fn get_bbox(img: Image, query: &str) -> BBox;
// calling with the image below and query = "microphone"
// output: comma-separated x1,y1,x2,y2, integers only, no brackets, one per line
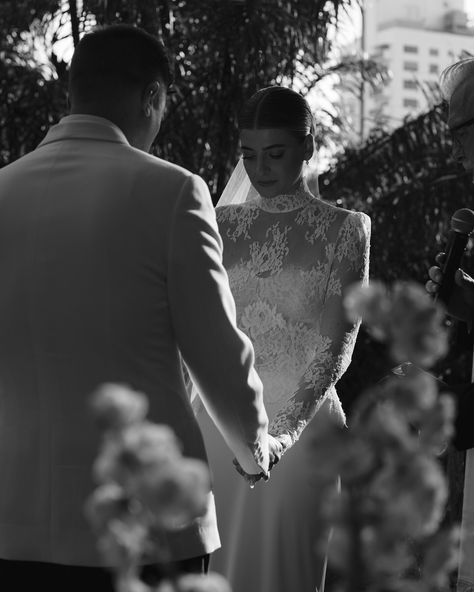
436,208,474,305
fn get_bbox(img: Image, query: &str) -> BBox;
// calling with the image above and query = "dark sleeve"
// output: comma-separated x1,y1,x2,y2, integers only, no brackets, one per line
451,382,474,451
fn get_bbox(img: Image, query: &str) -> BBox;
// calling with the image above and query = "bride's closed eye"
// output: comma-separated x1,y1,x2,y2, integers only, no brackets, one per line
241,152,284,160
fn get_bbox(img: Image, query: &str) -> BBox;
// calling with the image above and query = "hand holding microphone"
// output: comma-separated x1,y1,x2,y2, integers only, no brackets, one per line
426,208,474,323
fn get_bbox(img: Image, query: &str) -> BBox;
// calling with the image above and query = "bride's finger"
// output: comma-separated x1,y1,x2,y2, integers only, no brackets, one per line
435,252,446,266
425,280,438,294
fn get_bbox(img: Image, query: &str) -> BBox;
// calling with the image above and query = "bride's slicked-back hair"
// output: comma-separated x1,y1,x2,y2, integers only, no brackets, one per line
69,24,172,103
238,86,315,139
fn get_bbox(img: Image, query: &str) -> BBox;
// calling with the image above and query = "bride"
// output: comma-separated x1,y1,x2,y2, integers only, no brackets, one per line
193,86,371,592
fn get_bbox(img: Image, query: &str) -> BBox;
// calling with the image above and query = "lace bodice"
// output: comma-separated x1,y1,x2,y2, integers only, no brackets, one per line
216,192,371,454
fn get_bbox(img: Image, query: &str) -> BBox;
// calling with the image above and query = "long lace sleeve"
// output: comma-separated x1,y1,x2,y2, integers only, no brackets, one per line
269,211,371,454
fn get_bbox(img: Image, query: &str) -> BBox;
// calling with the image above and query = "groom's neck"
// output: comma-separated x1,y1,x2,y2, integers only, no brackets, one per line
69,101,150,152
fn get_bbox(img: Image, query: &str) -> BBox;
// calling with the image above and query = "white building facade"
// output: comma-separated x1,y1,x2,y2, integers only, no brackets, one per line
349,0,474,137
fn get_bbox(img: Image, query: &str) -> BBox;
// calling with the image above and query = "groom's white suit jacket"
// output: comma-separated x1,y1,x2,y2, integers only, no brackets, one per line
0,115,269,566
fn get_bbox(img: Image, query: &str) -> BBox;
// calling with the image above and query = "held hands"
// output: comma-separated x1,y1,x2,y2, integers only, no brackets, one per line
426,252,474,323
233,434,284,488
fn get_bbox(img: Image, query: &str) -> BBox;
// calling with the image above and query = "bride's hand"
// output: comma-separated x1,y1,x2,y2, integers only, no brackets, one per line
268,434,283,469
232,434,284,486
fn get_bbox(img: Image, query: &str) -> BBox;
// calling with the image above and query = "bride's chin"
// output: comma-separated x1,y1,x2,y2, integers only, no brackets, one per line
257,186,280,199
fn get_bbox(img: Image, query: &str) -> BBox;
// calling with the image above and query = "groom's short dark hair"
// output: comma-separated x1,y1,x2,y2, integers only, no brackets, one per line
69,24,172,102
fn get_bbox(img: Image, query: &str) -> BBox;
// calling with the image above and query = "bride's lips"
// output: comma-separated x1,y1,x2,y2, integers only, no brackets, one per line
258,180,277,187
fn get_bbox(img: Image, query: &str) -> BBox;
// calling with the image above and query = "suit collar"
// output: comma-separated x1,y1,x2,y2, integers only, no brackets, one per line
39,114,130,147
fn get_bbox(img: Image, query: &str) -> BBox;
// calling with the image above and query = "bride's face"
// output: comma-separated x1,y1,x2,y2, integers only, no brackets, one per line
240,128,311,198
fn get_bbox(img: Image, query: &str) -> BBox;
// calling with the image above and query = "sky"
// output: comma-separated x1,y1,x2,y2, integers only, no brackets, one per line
467,0,474,23
310,0,474,168
339,0,474,44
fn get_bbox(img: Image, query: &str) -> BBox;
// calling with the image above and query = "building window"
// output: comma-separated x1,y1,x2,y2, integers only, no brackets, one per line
403,45,418,53
403,79,417,90
374,44,390,57
429,64,439,74
404,61,419,72
429,48,439,56
403,98,419,108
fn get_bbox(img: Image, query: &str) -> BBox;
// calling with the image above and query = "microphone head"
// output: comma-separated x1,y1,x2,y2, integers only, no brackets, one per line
451,208,474,235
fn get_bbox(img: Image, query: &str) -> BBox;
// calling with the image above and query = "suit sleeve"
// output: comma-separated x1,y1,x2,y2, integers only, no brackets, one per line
167,174,269,473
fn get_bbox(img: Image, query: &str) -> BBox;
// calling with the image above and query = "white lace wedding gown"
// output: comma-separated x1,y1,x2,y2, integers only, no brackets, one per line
196,189,370,592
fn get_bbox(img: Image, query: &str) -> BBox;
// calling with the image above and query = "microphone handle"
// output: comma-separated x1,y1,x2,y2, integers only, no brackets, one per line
437,231,470,305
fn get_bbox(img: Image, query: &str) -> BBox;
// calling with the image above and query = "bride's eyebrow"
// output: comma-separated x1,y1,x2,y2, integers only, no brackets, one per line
241,143,286,151
263,144,285,150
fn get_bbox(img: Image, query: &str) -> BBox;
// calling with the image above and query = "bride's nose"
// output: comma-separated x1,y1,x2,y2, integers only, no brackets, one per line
256,153,270,175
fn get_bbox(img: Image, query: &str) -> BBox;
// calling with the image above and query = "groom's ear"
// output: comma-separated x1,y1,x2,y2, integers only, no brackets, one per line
142,80,163,116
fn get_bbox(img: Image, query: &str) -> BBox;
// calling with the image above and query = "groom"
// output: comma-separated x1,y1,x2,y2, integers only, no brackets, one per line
0,24,270,591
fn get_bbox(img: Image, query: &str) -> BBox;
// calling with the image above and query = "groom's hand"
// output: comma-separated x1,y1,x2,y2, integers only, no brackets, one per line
232,434,284,486
232,458,269,486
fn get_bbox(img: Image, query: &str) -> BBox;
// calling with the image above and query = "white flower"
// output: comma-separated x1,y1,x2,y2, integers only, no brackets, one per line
137,458,210,530
389,282,448,367
418,394,456,455
370,454,447,537
421,526,461,588
116,575,149,592
90,383,149,432
96,517,148,567
84,482,130,533
345,281,448,368
93,422,181,488
383,371,438,422
344,281,391,340
173,572,232,592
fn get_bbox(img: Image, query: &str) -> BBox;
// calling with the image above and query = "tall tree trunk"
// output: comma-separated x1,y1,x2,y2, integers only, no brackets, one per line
69,0,80,47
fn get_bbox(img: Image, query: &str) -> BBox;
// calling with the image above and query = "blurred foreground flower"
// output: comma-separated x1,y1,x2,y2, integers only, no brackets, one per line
345,281,448,367
309,281,459,592
85,384,226,592
157,572,232,592
91,383,149,431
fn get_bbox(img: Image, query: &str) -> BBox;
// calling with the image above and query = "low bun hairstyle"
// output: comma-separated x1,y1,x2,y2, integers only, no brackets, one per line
238,86,315,141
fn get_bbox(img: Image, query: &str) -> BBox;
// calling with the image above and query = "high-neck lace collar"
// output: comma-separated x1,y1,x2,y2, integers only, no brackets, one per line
254,187,316,213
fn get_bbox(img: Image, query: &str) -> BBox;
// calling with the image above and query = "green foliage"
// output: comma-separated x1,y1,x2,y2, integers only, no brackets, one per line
88,0,356,196
0,0,357,198
323,104,474,407
321,104,473,285
0,53,67,167
0,1,61,35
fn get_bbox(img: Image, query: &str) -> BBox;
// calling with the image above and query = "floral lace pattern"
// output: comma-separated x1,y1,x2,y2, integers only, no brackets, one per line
248,223,290,278
217,203,260,243
217,194,371,455
296,201,338,245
